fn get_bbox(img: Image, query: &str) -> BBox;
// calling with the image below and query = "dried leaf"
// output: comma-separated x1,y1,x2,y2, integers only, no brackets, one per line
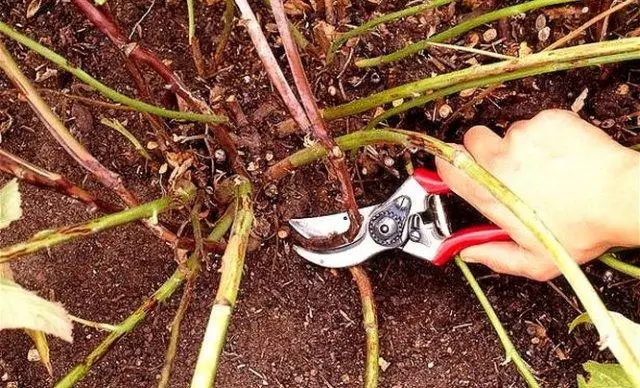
0,179,22,230
0,277,73,342
577,361,632,387
26,0,42,18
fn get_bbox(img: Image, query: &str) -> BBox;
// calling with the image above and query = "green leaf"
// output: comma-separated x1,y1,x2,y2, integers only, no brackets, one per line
0,178,22,229
0,277,73,342
577,361,632,387
100,118,151,160
569,312,594,333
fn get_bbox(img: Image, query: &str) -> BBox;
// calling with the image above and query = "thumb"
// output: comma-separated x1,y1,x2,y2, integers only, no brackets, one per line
460,242,558,281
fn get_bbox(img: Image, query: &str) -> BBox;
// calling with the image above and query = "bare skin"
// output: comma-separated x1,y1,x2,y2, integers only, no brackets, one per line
436,109,640,281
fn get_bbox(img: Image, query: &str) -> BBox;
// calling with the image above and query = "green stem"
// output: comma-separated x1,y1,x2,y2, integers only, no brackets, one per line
331,0,454,52
366,51,640,129
0,197,172,265
0,22,226,124
324,38,640,120
190,177,253,388
270,128,640,384
349,266,379,388
187,0,196,45
599,253,640,280
213,0,236,69
55,205,235,388
355,0,574,67
455,257,539,387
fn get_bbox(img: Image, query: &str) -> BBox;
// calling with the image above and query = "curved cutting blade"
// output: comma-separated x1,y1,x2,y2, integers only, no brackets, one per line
288,205,376,239
292,233,388,268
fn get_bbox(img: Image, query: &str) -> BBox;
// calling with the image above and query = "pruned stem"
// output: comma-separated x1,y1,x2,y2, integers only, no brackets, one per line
599,253,640,280
213,0,236,70
324,38,640,121
0,148,118,212
270,0,362,238
187,0,196,44
455,257,540,387
349,265,379,388
190,177,253,388
271,127,640,384
0,196,174,265
355,0,575,67
331,0,454,52
55,207,234,388
0,22,225,124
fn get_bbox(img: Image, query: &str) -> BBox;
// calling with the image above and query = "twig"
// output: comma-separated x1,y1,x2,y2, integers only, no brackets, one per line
355,0,575,67
331,0,454,52
455,257,540,387
0,22,226,124
272,127,640,383
270,0,362,239
0,148,118,212
544,0,638,51
0,196,175,265
546,280,582,314
70,315,118,332
600,253,640,279
100,118,152,160
158,200,204,388
128,0,156,40
190,177,253,388
323,38,640,120
349,265,379,388
186,0,195,44
213,0,236,71
423,41,517,60
233,0,311,130
55,208,235,388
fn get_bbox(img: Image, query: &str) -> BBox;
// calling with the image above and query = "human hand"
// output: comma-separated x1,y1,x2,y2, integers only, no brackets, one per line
436,109,640,281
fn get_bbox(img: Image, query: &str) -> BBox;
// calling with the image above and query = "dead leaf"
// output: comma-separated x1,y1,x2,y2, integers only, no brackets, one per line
0,179,22,230
313,21,336,55
26,0,43,18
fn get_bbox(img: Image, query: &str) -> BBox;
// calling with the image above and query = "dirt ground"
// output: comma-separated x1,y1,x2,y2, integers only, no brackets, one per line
0,0,639,387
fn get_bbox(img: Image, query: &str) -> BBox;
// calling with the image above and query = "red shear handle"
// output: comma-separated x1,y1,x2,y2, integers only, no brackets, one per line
431,225,511,266
413,168,450,195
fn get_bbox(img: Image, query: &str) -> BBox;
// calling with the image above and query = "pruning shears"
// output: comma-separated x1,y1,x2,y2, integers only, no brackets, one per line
289,168,511,268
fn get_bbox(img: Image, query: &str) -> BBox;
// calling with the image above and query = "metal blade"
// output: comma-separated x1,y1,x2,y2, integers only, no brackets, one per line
289,205,377,239
292,234,387,268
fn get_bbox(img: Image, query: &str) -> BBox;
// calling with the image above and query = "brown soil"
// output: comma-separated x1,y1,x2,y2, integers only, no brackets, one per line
0,0,639,387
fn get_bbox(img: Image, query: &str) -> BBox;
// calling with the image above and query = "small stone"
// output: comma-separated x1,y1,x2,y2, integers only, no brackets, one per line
616,84,630,95
243,75,251,84
427,361,435,368
1,373,8,381
601,118,615,129
535,14,546,30
482,28,497,42
392,98,404,107
265,151,274,162
158,163,168,175
147,141,159,150
581,6,589,13
361,167,368,175
438,104,452,118
531,337,540,345
246,161,259,172
340,374,350,383
603,270,614,283
370,72,381,84
214,149,227,164
383,156,395,167
7,382,18,388
378,357,391,372
264,183,278,198
538,26,551,42
28,348,41,362
294,375,304,384
328,85,337,96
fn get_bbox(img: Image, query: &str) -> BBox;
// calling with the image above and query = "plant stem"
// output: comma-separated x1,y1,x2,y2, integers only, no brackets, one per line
0,148,118,213
349,266,379,388
599,253,640,280
190,177,253,388
0,23,225,124
0,197,172,265
270,128,640,383
455,257,540,387
213,0,236,70
324,38,640,120
355,0,574,67
270,0,362,239
331,0,454,52
187,0,196,44
55,208,234,388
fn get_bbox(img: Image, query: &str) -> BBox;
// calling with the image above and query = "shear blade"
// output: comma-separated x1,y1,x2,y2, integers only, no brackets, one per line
288,205,376,239
292,234,384,268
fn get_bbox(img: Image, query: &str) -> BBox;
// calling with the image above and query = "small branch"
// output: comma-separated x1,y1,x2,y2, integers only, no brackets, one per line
355,0,574,67
0,196,175,265
187,0,196,44
0,148,118,212
270,0,362,238
0,22,226,124
600,253,640,280
331,0,454,52
55,209,233,388
349,265,379,388
455,257,540,387
213,0,236,71
233,0,311,130
544,0,638,51
190,177,253,388
70,315,118,332
323,38,640,121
